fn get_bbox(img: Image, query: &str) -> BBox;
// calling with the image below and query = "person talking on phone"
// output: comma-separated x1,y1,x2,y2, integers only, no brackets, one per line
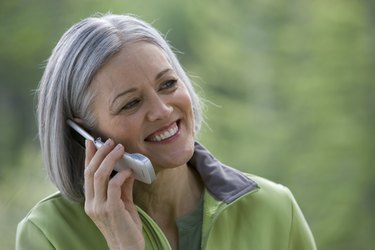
16,13,316,250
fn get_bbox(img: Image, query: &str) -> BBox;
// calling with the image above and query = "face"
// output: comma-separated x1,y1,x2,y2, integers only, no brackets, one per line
89,42,195,172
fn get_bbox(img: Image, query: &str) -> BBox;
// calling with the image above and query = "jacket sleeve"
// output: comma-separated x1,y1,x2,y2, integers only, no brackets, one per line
286,190,317,250
16,218,54,250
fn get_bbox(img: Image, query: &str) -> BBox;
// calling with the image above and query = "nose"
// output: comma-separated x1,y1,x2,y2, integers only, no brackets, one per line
146,94,173,122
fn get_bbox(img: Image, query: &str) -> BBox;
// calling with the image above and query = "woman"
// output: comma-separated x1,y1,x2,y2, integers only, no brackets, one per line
16,13,316,249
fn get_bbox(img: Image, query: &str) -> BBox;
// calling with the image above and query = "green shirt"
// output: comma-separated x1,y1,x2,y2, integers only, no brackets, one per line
176,197,203,250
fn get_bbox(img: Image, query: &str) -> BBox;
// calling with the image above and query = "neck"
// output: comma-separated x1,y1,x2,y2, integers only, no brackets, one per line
133,164,203,250
133,164,203,221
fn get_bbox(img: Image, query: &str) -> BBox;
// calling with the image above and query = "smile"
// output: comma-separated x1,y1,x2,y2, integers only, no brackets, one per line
146,121,180,142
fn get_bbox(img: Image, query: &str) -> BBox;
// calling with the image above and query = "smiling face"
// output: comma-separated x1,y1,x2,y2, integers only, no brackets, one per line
89,42,195,172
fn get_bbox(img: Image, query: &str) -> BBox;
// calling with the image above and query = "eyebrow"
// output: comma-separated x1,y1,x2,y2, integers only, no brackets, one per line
110,88,137,108
110,68,174,108
155,68,173,81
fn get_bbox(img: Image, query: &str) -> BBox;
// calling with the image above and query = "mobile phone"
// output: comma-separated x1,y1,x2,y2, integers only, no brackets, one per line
66,119,155,184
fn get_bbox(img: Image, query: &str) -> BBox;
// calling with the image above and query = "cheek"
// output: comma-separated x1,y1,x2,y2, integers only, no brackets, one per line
182,92,194,125
96,117,141,149
175,88,196,137
113,119,144,150
177,86,194,114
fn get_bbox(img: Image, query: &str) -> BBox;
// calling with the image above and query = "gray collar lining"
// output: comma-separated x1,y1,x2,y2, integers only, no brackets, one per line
188,142,258,203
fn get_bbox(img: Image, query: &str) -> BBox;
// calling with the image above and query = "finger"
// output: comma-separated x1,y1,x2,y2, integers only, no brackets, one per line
84,140,97,200
119,175,141,229
121,174,135,203
88,138,115,170
84,139,114,200
85,140,96,167
93,143,125,202
107,169,134,205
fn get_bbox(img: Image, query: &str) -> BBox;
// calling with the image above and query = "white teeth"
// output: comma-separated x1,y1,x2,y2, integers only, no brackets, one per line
164,131,171,139
149,123,178,142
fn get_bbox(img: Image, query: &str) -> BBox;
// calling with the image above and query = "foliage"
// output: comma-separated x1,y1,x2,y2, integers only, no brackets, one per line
0,144,56,250
0,0,374,249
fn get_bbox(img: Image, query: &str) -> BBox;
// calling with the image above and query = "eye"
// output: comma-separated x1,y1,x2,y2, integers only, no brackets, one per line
122,99,141,110
159,79,177,91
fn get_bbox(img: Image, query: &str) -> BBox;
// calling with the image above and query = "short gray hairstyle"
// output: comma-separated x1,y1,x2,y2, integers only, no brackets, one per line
37,13,203,201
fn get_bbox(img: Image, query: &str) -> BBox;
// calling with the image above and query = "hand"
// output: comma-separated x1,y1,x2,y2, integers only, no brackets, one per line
84,139,145,250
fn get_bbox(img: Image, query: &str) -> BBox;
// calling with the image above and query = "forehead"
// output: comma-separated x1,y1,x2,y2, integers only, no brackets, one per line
113,41,169,69
91,42,172,89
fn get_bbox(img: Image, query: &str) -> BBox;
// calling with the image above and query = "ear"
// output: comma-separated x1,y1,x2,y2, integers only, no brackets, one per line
72,117,93,134
73,117,85,126
72,117,99,138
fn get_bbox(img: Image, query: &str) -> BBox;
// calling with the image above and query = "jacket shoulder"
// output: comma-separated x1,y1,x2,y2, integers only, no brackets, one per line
203,174,316,249
19,192,84,228
16,192,106,249
232,174,294,218
247,174,292,198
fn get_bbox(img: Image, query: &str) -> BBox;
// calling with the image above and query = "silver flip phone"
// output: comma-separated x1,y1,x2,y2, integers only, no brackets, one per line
66,119,155,184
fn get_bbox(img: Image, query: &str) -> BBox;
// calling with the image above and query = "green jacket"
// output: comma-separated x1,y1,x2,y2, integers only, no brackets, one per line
16,143,316,249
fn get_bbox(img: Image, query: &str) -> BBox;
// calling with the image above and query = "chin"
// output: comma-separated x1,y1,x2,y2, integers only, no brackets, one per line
152,143,195,171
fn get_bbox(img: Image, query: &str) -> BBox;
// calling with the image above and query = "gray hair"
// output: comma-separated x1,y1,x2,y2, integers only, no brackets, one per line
37,13,203,201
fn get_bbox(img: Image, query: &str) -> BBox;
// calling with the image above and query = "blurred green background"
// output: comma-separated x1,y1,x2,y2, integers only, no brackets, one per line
1,0,374,249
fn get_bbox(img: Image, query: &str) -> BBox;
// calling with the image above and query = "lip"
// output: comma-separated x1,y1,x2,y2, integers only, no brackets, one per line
145,119,181,143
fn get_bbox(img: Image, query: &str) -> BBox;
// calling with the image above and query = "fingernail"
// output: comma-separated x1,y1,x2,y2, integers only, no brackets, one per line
114,144,123,151
105,138,113,146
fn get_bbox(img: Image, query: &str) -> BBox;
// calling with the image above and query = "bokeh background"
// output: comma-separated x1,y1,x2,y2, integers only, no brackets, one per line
1,0,374,249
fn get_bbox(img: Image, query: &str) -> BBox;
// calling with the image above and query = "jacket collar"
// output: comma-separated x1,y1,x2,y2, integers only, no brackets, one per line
188,142,258,203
